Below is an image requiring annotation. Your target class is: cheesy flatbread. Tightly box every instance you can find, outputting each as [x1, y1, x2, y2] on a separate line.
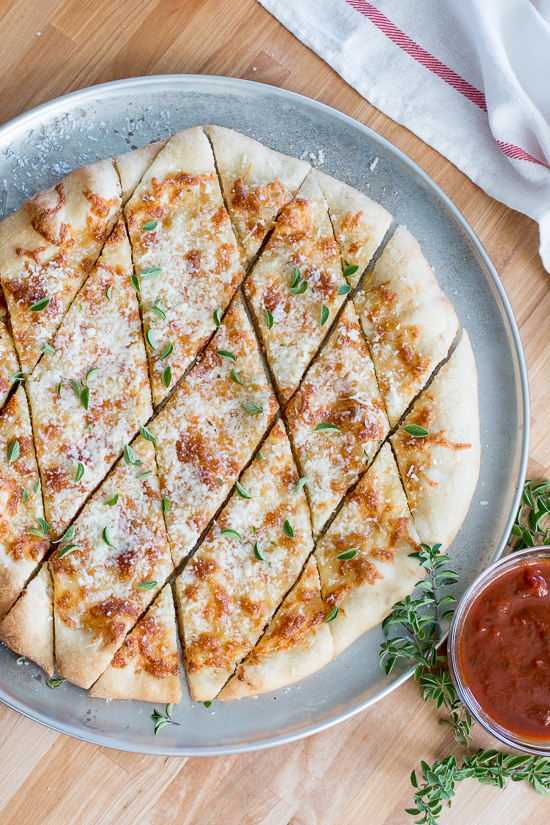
[0, 386, 49, 619]
[205, 125, 310, 263]
[150, 294, 278, 566]
[0, 562, 54, 676]
[0, 318, 19, 410]
[391, 331, 481, 550]
[312, 169, 392, 288]
[125, 127, 245, 404]
[315, 443, 422, 657]
[115, 139, 168, 205]
[27, 220, 152, 539]
[354, 226, 459, 426]
[245, 172, 346, 400]
[218, 556, 333, 700]
[286, 302, 389, 536]
[175, 420, 314, 702]
[51, 436, 173, 689]
[89, 584, 182, 704]
[0, 160, 121, 372]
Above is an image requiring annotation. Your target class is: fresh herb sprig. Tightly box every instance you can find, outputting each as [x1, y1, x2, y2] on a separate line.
[151, 703, 180, 735]
[508, 479, 550, 549]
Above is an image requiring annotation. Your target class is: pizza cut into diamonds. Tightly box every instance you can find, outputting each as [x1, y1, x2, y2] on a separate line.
[0, 386, 49, 619]
[174, 419, 314, 702]
[391, 331, 481, 550]
[205, 125, 310, 264]
[315, 443, 423, 657]
[89, 584, 182, 704]
[125, 126, 246, 404]
[0, 562, 54, 676]
[150, 294, 278, 566]
[312, 169, 392, 288]
[354, 226, 459, 426]
[0, 160, 122, 372]
[285, 302, 390, 536]
[115, 139, 168, 205]
[245, 172, 347, 401]
[50, 436, 173, 689]
[27, 219, 152, 539]
[218, 556, 333, 700]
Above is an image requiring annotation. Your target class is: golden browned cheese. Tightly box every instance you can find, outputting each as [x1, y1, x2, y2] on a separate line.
[111, 615, 180, 680]
[230, 176, 289, 246]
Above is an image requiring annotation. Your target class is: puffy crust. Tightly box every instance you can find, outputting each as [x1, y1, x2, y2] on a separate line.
[205, 125, 310, 262]
[286, 302, 389, 535]
[0, 318, 19, 410]
[354, 226, 459, 426]
[245, 172, 346, 400]
[0, 159, 122, 372]
[315, 443, 423, 657]
[125, 127, 245, 403]
[89, 585, 182, 703]
[0, 563, 54, 676]
[312, 169, 392, 287]
[391, 331, 481, 550]
[114, 139, 168, 204]
[0, 386, 48, 619]
[218, 557, 333, 700]
[175, 420, 314, 702]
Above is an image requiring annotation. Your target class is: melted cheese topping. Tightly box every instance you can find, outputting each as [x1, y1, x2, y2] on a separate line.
[27, 221, 152, 539]
[0, 162, 121, 372]
[286, 303, 389, 535]
[126, 165, 245, 404]
[245, 174, 346, 400]
[175, 420, 313, 696]
[0, 387, 49, 618]
[0, 319, 19, 409]
[51, 437, 173, 649]
[150, 295, 278, 566]
[315, 444, 419, 608]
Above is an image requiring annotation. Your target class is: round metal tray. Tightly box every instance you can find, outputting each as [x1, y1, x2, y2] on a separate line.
[0, 75, 529, 756]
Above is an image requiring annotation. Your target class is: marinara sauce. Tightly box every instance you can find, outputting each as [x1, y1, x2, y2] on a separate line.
[459, 560, 550, 740]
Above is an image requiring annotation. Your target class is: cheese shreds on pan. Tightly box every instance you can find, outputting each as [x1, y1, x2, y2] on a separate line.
[286, 302, 390, 536]
[391, 331, 481, 551]
[315, 443, 423, 657]
[174, 420, 314, 702]
[0, 386, 49, 620]
[245, 172, 347, 401]
[50, 436, 173, 690]
[125, 127, 246, 404]
[219, 557, 333, 700]
[0, 318, 19, 409]
[150, 294, 278, 566]
[89, 584, 182, 704]
[205, 125, 310, 263]
[27, 220, 152, 539]
[0, 562, 54, 676]
[354, 226, 459, 427]
[312, 169, 392, 288]
[0, 160, 121, 372]
[115, 139, 168, 205]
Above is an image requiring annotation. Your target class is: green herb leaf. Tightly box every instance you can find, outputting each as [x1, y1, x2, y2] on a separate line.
[142, 221, 158, 231]
[296, 477, 308, 493]
[136, 470, 153, 480]
[33, 482, 40, 495]
[37, 518, 50, 535]
[337, 548, 358, 560]
[102, 527, 115, 547]
[146, 328, 157, 349]
[141, 266, 162, 279]
[162, 366, 172, 388]
[159, 342, 173, 360]
[75, 461, 85, 482]
[41, 342, 55, 355]
[140, 425, 157, 442]
[29, 297, 50, 312]
[283, 520, 294, 538]
[265, 309, 274, 329]
[7, 439, 20, 464]
[256, 451, 263, 460]
[58, 544, 79, 559]
[56, 382, 62, 395]
[46, 678, 65, 689]
[124, 444, 140, 465]
[291, 267, 301, 288]
[86, 368, 100, 382]
[218, 349, 236, 363]
[69, 380, 81, 401]
[289, 280, 308, 295]
[343, 263, 359, 279]
[320, 305, 329, 326]
[106, 285, 113, 301]
[220, 528, 242, 542]
[137, 580, 157, 590]
[131, 274, 141, 294]
[242, 403, 263, 415]
[404, 424, 429, 438]
[213, 308, 222, 327]
[54, 525, 75, 544]
[230, 369, 243, 386]
[337, 284, 351, 295]
[21, 488, 29, 505]
[28, 528, 46, 538]
[253, 542, 270, 564]
[236, 481, 252, 499]
[80, 387, 90, 411]
[148, 304, 166, 321]
[11, 372, 25, 384]
[324, 605, 339, 623]
[314, 422, 341, 433]
[162, 497, 171, 515]
[103, 493, 119, 506]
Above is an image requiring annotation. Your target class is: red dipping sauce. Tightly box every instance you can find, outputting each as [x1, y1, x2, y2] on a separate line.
[450, 550, 550, 753]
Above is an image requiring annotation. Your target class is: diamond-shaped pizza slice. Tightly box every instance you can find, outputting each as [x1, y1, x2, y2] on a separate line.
[151, 294, 278, 566]
[286, 302, 389, 536]
[354, 226, 459, 426]
[312, 169, 392, 288]
[125, 127, 245, 404]
[315, 443, 423, 657]
[50, 436, 173, 689]
[205, 125, 310, 263]
[0, 317, 19, 409]
[391, 331, 480, 550]
[27, 220, 152, 539]
[245, 172, 347, 400]
[115, 139, 168, 205]
[0, 562, 54, 676]
[174, 420, 314, 702]
[0, 386, 49, 619]
[89, 584, 182, 704]
[218, 556, 333, 700]
[0, 160, 121, 372]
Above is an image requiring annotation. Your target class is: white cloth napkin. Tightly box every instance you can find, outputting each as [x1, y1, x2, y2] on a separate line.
[257, 0, 550, 273]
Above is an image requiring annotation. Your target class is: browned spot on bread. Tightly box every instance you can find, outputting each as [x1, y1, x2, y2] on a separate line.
[83, 189, 119, 219]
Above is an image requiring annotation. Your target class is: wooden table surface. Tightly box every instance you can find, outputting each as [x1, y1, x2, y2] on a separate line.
[1, 1, 549, 823]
